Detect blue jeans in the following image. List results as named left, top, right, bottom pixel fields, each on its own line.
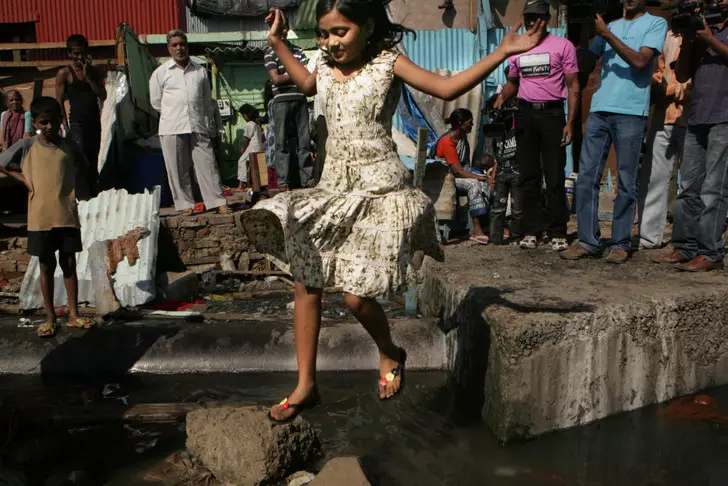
left=575, top=112, right=646, bottom=253
left=672, top=123, right=728, bottom=262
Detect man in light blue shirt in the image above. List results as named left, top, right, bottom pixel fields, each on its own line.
left=562, top=0, right=667, bottom=263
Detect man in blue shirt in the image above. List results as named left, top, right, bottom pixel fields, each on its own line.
left=653, top=1, right=728, bottom=271
left=562, top=0, right=667, bottom=263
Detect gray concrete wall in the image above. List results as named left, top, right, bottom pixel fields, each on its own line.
left=417, top=254, right=728, bottom=441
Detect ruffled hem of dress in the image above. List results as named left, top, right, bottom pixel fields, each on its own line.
left=238, top=188, right=443, bottom=298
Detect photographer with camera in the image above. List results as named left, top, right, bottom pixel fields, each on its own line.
left=494, top=0, right=580, bottom=252
left=653, top=0, right=728, bottom=271
left=562, top=0, right=667, bottom=264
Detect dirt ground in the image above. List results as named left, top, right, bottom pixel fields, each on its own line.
left=437, top=221, right=725, bottom=313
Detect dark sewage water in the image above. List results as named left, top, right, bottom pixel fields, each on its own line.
left=1, top=372, right=728, bottom=486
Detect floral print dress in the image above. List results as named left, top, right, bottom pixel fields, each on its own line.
left=240, top=49, right=444, bottom=298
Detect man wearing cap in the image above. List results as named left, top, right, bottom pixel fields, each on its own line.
left=562, top=0, right=667, bottom=263
left=495, top=0, right=580, bottom=252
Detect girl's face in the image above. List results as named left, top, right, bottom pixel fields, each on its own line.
left=460, top=119, right=473, bottom=134
left=7, top=93, right=23, bottom=112
left=242, top=113, right=251, bottom=122
left=318, top=8, right=371, bottom=65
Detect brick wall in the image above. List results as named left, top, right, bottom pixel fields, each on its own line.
left=160, top=211, right=252, bottom=269
left=0, top=236, right=29, bottom=292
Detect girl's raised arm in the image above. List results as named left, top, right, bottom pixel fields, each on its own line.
left=265, top=9, right=317, bottom=97
left=394, top=21, right=546, bottom=101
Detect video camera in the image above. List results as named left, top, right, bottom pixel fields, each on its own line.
left=665, top=0, right=728, bottom=35
left=560, top=0, right=624, bottom=24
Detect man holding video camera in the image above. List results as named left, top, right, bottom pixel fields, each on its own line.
left=562, top=0, right=667, bottom=264
left=653, top=0, right=728, bottom=271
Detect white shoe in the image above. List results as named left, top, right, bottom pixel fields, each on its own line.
left=550, top=237, right=568, bottom=252
left=519, top=235, right=538, bottom=249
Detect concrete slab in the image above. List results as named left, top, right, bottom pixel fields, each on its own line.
left=417, top=243, right=728, bottom=441
left=0, top=316, right=446, bottom=376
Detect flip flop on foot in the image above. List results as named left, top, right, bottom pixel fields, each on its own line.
left=36, top=322, right=58, bottom=338
left=267, top=388, right=321, bottom=425
left=379, top=348, right=407, bottom=400
left=469, top=235, right=489, bottom=245
left=66, top=316, right=96, bottom=329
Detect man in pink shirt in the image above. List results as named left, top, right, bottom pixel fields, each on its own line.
left=495, top=0, right=580, bottom=252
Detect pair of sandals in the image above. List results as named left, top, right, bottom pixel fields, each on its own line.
left=37, top=316, right=96, bottom=338
left=268, top=349, right=407, bottom=425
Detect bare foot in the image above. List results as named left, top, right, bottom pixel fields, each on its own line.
left=268, top=382, right=319, bottom=422
left=378, top=349, right=404, bottom=400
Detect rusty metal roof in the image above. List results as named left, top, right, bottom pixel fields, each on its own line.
left=20, top=188, right=162, bottom=310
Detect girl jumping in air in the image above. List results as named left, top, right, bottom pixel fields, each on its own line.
left=241, top=0, right=545, bottom=424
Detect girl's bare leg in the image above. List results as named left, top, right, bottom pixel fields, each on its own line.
left=269, top=282, right=323, bottom=421
left=344, top=293, right=403, bottom=399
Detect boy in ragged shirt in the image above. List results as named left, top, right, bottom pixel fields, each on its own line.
left=0, top=97, right=95, bottom=338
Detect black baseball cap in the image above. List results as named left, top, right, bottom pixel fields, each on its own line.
left=523, top=0, right=550, bottom=15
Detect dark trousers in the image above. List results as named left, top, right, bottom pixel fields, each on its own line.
left=269, top=95, right=312, bottom=187
left=69, top=122, right=100, bottom=200
left=489, top=166, right=522, bottom=244
left=515, top=105, right=569, bottom=238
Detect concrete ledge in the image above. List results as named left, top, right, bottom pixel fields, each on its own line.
left=418, top=244, right=728, bottom=441
left=0, top=317, right=446, bottom=376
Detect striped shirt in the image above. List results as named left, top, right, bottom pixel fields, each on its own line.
left=264, top=44, right=308, bottom=97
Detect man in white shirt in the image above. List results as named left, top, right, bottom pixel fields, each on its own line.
left=150, top=30, right=229, bottom=214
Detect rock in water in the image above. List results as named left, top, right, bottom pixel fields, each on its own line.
left=186, top=406, right=320, bottom=486
left=310, top=457, right=371, bottom=486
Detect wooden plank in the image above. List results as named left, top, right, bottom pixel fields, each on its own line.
left=0, top=40, right=116, bottom=51
left=256, top=153, right=268, bottom=187
left=32, top=79, right=43, bottom=100
left=249, top=152, right=262, bottom=192
left=413, top=127, right=428, bottom=189
left=0, top=60, right=117, bottom=68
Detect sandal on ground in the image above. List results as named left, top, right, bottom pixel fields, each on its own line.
left=66, top=316, right=96, bottom=329
left=267, top=389, right=321, bottom=425
left=469, top=235, right=489, bottom=245
left=379, top=348, right=407, bottom=401
left=37, top=322, right=58, bottom=338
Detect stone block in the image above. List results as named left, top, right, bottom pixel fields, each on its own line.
left=196, top=228, right=211, bottom=238
left=0, top=261, right=17, bottom=273
left=16, top=263, right=27, bottom=273
left=194, top=239, right=219, bottom=249
left=207, top=214, right=234, bottom=226
left=162, top=217, right=179, bottom=229
left=237, top=252, right=250, bottom=271
left=157, top=271, right=199, bottom=302
left=186, top=406, right=320, bottom=486
left=178, top=216, right=207, bottom=228
left=310, top=457, right=370, bottom=486
left=11, top=252, right=31, bottom=263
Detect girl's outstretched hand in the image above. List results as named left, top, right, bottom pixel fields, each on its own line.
left=265, top=8, right=287, bottom=47
left=496, top=20, right=546, bottom=56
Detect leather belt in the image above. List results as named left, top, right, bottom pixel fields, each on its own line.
left=517, top=99, right=564, bottom=111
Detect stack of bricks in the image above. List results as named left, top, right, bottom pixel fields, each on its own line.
left=161, top=211, right=252, bottom=268
left=0, top=235, right=29, bottom=292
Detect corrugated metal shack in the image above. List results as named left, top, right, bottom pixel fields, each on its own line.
left=1, top=0, right=183, bottom=42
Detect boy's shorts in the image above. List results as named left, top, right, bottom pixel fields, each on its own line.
left=27, top=228, right=83, bottom=257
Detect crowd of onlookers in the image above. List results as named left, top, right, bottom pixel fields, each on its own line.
left=436, top=0, right=728, bottom=273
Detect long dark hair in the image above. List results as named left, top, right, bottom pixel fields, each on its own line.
left=239, top=104, right=260, bottom=123
left=316, top=0, right=415, bottom=61
left=445, top=108, right=473, bottom=129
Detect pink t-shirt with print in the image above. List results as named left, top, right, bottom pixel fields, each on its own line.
left=508, top=33, right=578, bottom=103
